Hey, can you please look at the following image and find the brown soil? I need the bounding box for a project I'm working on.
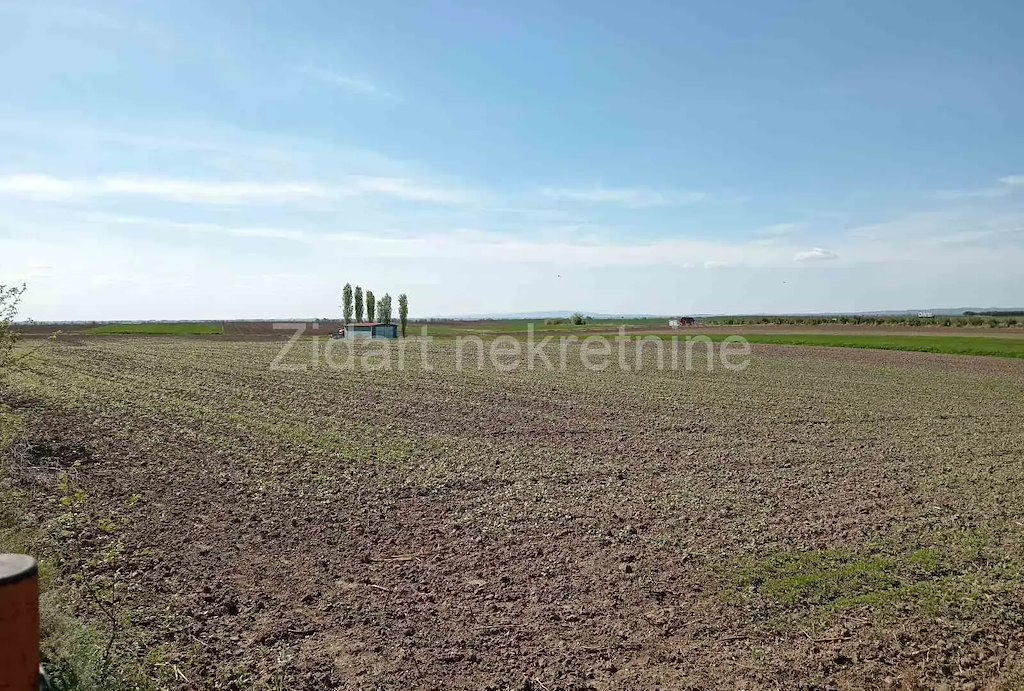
[13,321,344,339]
[3,339,1024,690]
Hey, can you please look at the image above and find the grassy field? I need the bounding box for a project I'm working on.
[81,323,224,336]
[2,337,1023,689]
[719,333,1024,358]
[420,321,1024,358]
[419,317,666,336]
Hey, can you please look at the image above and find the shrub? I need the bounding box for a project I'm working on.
[0,283,40,373]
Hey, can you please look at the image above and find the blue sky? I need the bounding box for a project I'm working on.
[1,0,1022,319]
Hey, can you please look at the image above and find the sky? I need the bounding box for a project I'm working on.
[1,0,1022,320]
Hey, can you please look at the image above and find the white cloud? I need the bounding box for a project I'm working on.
[934,174,1024,200]
[0,174,85,199]
[90,213,805,268]
[540,186,706,208]
[933,187,1011,200]
[100,177,334,204]
[6,208,1024,320]
[793,247,838,262]
[297,66,400,101]
[66,209,1020,272]
[349,176,469,203]
[845,211,1024,247]
[101,215,314,242]
[0,260,53,283]
[0,174,469,205]
[0,116,404,176]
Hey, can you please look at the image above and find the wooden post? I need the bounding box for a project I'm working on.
[0,554,39,691]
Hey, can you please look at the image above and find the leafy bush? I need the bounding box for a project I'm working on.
[1,283,28,372]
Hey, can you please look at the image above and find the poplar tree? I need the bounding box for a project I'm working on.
[377,294,392,324]
[342,283,353,323]
[398,293,408,337]
[366,290,376,322]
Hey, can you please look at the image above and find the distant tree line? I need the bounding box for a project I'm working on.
[544,313,587,326]
[341,283,409,336]
[702,315,1019,328]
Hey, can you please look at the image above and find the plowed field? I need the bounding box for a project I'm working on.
[3,338,1024,690]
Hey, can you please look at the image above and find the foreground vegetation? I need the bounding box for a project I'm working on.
[1,404,152,691]
[727,528,1022,618]
[3,286,150,690]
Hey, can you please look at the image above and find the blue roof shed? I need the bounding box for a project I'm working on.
[345,322,398,339]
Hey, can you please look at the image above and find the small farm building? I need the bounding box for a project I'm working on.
[346,322,398,339]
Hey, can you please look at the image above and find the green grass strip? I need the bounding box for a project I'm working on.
[81,323,223,336]
[734,333,1024,358]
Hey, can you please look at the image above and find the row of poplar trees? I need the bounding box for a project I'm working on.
[341,283,409,337]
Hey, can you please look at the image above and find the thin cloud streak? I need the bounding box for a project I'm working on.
[0,174,470,205]
[541,186,706,208]
[77,208,1024,270]
[93,213,807,268]
[0,1,166,38]
[934,174,1024,200]
[101,215,314,242]
[297,66,401,101]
